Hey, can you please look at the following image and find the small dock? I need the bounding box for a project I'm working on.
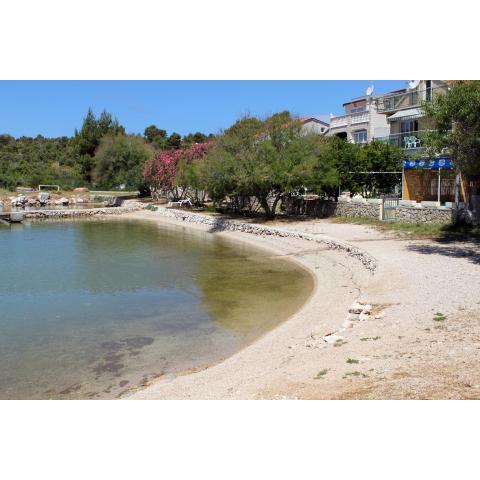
[0,212,25,223]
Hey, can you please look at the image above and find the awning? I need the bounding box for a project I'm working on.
[388,108,424,121]
[403,158,453,170]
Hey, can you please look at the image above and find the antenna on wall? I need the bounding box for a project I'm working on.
[408,80,420,90]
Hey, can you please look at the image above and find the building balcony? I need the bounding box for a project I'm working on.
[329,115,349,128]
[375,87,445,113]
[351,111,369,124]
[374,131,425,151]
[330,110,369,129]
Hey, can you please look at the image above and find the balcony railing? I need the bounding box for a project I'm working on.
[375,86,447,113]
[375,131,425,150]
[330,110,369,129]
[351,111,369,124]
[330,115,349,128]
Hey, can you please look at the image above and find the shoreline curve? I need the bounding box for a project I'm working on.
[120,208,372,399]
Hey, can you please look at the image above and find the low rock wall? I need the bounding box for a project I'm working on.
[395,206,453,224]
[283,198,380,219]
[24,204,144,219]
[154,207,377,272]
[334,201,381,219]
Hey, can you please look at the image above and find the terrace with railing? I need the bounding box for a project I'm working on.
[374,131,425,151]
[329,108,370,129]
[375,87,446,113]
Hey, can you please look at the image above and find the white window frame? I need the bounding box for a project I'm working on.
[353,129,368,144]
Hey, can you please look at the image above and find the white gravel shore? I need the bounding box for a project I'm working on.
[124,209,480,399]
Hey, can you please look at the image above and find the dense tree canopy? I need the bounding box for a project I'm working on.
[93,134,153,192]
[422,81,480,175]
[143,112,404,218]
[0,110,214,192]
[332,139,403,198]
[0,134,83,190]
[144,125,167,144]
[170,112,340,218]
[0,107,403,212]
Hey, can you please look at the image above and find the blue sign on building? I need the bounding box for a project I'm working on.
[403,158,453,170]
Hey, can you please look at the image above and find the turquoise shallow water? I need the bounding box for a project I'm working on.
[0,218,312,399]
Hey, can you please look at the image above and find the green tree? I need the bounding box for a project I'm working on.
[182,131,208,148]
[0,134,84,190]
[144,125,167,144]
[356,141,403,197]
[197,113,338,219]
[421,81,480,222]
[93,134,153,192]
[73,108,125,181]
[165,132,182,150]
[422,81,480,176]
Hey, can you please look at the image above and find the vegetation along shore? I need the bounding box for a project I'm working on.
[2,80,480,399]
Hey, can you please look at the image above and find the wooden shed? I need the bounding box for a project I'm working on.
[402,158,465,204]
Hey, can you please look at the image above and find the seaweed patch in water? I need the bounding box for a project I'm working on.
[92,360,125,376]
[101,337,155,351]
[123,337,155,349]
[59,383,83,395]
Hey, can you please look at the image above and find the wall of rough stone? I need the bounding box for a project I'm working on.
[283,197,456,224]
[333,201,381,219]
[395,206,453,224]
[283,198,381,219]
[23,204,143,220]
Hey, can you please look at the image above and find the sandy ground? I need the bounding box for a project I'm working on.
[124,210,480,400]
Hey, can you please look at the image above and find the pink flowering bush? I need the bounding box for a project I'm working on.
[143,141,212,200]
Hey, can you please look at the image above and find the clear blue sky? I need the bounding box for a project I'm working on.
[0,81,406,138]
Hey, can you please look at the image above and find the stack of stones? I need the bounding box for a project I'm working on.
[343,301,373,329]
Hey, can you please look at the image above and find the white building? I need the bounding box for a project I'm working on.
[327,89,389,144]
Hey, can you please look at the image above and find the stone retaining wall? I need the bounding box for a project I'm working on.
[283,198,380,219]
[155,207,377,272]
[395,206,453,224]
[24,204,144,219]
[334,201,381,219]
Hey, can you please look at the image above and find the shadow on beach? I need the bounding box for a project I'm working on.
[406,230,480,265]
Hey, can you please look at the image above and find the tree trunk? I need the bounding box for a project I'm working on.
[454,173,460,225]
[260,195,274,220]
[260,193,282,220]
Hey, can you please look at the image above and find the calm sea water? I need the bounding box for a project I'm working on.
[0,218,312,399]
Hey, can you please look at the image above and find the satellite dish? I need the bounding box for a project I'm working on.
[329,113,334,118]
[366,84,374,96]
[408,80,420,89]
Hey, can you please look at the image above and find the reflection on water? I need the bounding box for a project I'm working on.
[0,219,313,399]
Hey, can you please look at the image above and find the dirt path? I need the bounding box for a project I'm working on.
[126,211,480,399]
